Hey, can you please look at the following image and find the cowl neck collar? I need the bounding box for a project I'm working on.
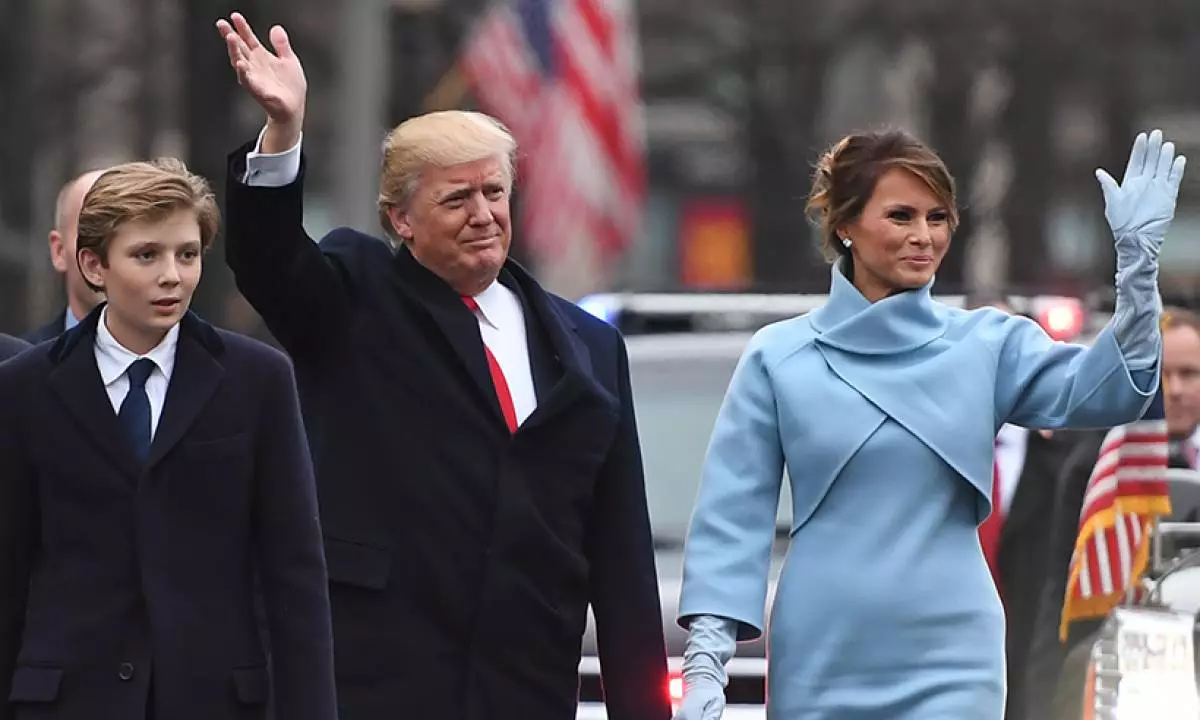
[808,260,948,355]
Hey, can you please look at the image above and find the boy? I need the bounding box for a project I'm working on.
[0,158,336,720]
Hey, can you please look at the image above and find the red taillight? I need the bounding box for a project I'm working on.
[1036,298,1085,341]
[668,673,683,706]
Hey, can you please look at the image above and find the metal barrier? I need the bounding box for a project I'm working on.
[1083,470,1200,719]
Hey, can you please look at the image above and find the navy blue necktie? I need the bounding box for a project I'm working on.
[117,358,156,461]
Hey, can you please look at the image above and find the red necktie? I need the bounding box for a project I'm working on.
[979,451,1005,597]
[462,296,518,433]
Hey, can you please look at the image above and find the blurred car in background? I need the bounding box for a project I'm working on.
[573,289,1095,719]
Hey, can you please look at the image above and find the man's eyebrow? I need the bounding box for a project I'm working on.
[437,181,506,201]
[436,187,472,202]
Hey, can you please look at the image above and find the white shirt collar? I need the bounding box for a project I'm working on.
[94,305,181,387]
[467,280,513,330]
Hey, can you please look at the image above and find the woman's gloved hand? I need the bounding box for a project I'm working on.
[1094,129,1187,369]
[672,615,738,720]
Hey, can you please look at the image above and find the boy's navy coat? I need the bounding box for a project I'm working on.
[0,308,336,720]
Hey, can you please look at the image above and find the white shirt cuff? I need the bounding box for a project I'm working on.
[243,125,303,187]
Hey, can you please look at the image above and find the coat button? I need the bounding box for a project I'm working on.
[118,662,135,681]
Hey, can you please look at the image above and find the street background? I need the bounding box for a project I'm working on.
[0,0,1196,335]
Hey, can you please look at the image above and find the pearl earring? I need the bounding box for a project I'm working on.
[842,237,852,248]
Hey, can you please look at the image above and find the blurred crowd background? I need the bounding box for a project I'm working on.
[0,0,1198,337]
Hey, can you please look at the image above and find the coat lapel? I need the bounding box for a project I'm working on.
[391,249,616,432]
[502,263,617,430]
[391,248,512,428]
[816,344,995,497]
[146,314,225,469]
[47,309,142,483]
[46,309,227,482]
[776,353,888,533]
[498,269,560,403]
[809,262,995,506]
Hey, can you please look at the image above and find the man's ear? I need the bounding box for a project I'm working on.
[77,247,106,292]
[386,207,413,243]
[48,231,68,273]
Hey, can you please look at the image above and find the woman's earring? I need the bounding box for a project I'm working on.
[842,236,852,249]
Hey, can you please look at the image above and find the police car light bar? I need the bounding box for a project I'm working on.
[577,292,1088,341]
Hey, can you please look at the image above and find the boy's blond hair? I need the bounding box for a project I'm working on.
[76,157,220,267]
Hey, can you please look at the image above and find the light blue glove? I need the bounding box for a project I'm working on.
[673,615,738,720]
[1095,129,1187,370]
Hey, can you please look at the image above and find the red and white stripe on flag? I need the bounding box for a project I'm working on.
[460,0,646,264]
[1059,414,1172,641]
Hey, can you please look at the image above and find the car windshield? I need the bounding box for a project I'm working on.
[628,334,793,544]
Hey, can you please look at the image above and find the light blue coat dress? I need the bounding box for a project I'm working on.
[676,264,1159,719]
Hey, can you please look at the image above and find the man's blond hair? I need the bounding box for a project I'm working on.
[376,111,517,240]
[77,158,220,272]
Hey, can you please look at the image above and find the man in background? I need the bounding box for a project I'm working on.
[1161,307,1200,470]
[1023,307,1200,719]
[24,170,106,343]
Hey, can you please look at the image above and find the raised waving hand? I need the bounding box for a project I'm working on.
[215,12,307,152]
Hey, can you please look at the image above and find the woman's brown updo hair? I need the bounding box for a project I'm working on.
[805,129,960,263]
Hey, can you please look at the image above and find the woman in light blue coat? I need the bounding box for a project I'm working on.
[673,129,1186,720]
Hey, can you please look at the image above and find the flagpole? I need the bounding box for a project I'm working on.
[1144,310,1173,604]
[1149,515,1163,602]
[1153,310,1171,591]
[423,63,469,113]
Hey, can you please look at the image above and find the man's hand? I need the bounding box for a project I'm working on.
[215,12,307,153]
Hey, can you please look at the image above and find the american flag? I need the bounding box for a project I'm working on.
[1059,382,1172,641]
[459,0,646,271]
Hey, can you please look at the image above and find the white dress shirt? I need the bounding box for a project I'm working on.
[243,128,540,427]
[94,306,180,438]
[1184,427,1200,469]
[994,423,1029,516]
[465,281,537,425]
[243,126,303,186]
